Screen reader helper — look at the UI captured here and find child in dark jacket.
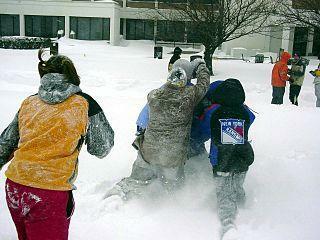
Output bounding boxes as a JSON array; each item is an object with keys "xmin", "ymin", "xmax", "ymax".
[
  {"xmin": 203, "ymin": 79, "xmax": 255, "ymax": 239},
  {"xmin": 168, "ymin": 47, "xmax": 183, "ymax": 72}
]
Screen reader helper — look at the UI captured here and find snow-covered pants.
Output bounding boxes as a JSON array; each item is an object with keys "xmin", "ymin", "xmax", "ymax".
[
  {"xmin": 5, "ymin": 178, "xmax": 74, "ymax": 240},
  {"xmin": 289, "ymin": 84, "xmax": 301, "ymax": 106},
  {"xmin": 271, "ymin": 86, "xmax": 285, "ymax": 104},
  {"xmin": 315, "ymin": 84, "xmax": 320, "ymax": 107},
  {"xmin": 116, "ymin": 152, "xmax": 185, "ymax": 199},
  {"xmin": 214, "ymin": 172, "xmax": 246, "ymax": 227}
]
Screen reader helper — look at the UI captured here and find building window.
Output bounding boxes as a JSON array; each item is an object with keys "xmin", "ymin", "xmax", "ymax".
[
  {"xmin": 157, "ymin": 20, "xmax": 185, "ymax": 42},
  {"xmin": 25, "ymin": 15, "xmax": 65, "ymax": 38},
  {"xmin": 293, "ymin": 27, "xmax": 308, "ymax": 56},
  {"xmin": 313, "ymin": 28, "xmax": 320, "ymax": 57},
  {"xmin": 70, "ymin": 17, "xmax": 110, "ymax": 40},
  {"xmin": 0, "ymin": 14, "xmax": 19, "ymax": 37},
  {"xmin": 126, "ymin": 19, "xmax": 154, "ymax": 40},
  {"xmin": 186, "ymin": 22, "xmax": 203, "ymax": 43}
]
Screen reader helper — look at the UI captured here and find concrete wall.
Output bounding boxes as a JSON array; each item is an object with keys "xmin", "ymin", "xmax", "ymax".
[{"xmin": 221, "ymin": 32, "xmax": 271, "ymax": 56}]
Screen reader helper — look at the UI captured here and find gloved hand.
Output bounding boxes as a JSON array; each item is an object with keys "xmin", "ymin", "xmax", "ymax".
[
  {"xmin": 191, "ymin": 58, "xmax": 206, "ymax": 78},
  {"xmin": 309, "ymin": 70, "xmax": 316, "ymax": 77}
]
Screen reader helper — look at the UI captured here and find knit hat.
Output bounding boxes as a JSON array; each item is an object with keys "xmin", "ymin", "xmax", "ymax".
[
  {"xmin": 167, "ymin": 67, "xmax": 187, "ymax": 87},
  {"xmin": 173, "ymin": 47, "xmax": 182, "ymax": 55},
  {"xmin": 211, "ymin": 78, "xmax": 245, "ymax": 106},
  {"xmin": 172, "ymin": 59, "xmax": 193, "ymax": 82}
]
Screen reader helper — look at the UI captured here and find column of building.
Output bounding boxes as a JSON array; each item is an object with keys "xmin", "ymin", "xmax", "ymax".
[
  {"xmin": 281, "ymin": 27, "xmax": 294, "ymax": 53},
  {"xmin": 19, "ymin": 14, "xmax": 25, "ymax": 37},
  {"xmin": 110, "ymin": 6, "xmax": 120, "ymax": 45}
]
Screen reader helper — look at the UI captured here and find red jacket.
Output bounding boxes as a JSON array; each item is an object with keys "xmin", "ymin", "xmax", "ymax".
[{"xmin": 271, "ymin": 52, "xmax": 291, "ymax": 87}]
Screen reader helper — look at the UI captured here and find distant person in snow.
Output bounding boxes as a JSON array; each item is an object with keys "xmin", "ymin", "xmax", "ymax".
[
  {"xmin": 271, "ymin": 51, "xmax": 292, "ymax": 104},
  {"xmin": 0, "ymin": 49, "xmax": 114, "ymax": 240},
  {"xmin": 288, "ymin": 53, "xmax": 308, "ymax": 106},
  {"xmin": 310, "ymin": 63, "xmax": 320, "ymax": 107},
  {"xmin": 168, "ymin": 47, "xmax": 183, "ymax": 72},
  {"xmin": 208, "ymin": 79, "xmax": 255, "ymax": 239},
  {"xmin": 105, "ymin": 58, "xmax": 210, "ymax": 200}
]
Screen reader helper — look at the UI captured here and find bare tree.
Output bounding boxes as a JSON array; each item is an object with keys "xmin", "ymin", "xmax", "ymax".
[
  {"xmin": 155, "ymin": 0, "xmax": 276, "ymax": 75},
  {"xmin": 276, "ymin": 0, "xmax": 320, "ymax": 30}
]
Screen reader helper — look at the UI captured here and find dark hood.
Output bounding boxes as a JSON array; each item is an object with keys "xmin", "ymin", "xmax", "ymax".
[
  {"xmin": 38, "ymin": 73, "xmax": 81, "ymax": 104},
  {"xmin": 211, "ymin": 78, "xmax": 245, "ymax": 106}
]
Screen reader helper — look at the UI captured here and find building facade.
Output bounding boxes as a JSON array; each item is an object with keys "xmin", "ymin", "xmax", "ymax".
[{"xmin": 0, "ymin": 0, "xmax": 318, "ymax": 56}]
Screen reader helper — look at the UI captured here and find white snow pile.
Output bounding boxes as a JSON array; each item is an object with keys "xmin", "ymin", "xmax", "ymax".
[{"xmin": 0, "ymin": 38, "xmax": 319, "ymax": 240}]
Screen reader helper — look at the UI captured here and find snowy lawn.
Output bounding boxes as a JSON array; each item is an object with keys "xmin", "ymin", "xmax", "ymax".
[{"xmin": 0, "ymin": 39, "xmax": 319, "ymax": 240}]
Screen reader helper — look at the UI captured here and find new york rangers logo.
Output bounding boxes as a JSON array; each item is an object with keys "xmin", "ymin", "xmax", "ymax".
[{"xmin": 219, "ymin": 119, "xmax": 245, "ymax": 144}]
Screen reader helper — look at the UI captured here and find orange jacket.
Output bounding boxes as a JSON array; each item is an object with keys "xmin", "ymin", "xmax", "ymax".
[
  {"xmin": 5, "ymin": 95, "xmax": 88, "ymax": 191},
  {"xmin": 271, "ymin": 52, "xmax": 291, "ymax": 87}
]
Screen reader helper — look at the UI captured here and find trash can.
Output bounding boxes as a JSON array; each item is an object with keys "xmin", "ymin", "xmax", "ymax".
[
  {"xmin": 154, "ymin": 46, "xmax": 163, "ymax": 59},
  {"xmin": 50, "ymin": 41, "xmax": 58, "ymax": 55},
  {"xmin": 190, "ymin": 55, "xmax": 202, "ymax": 62},
  {"xmin": 255, "ymin": 54, "xmax": 264, "ymax": 63}
]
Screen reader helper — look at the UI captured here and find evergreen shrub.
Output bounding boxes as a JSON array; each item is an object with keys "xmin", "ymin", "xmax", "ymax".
[{"xmin": 0, "ymin": 36, "xmax": 51, "ymax": 49}]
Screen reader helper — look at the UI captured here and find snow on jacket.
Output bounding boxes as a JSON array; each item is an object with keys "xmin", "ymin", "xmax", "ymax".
[
  {"xmin": 136, "ymin": 81, "xmax": 223, "ymax": 133},
  {"xmin": 209, "ymin": 79, "xmax": 255, "ymax": 173},
  {"xmin": 290, "ymin": 58, "xmax": 307, "ymax": 86},
  {"xmin": 140, "ymin": 64, "xmax": 210, "ymax": 168},
  {"xmin": 0, "ymin": 73, "xmax": 114, "ymax": 191},
  {"xmin": 136, "ymin": 59, "xmax": 197, "ymax": 133},
  {"xmin": 271, "ymin": 52, "xmax": 291, "ymax": 87}
]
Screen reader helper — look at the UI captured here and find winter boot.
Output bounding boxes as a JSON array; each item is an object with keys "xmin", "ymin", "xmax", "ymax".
[
  {"xmin": 220, "ymin": 223, "xmax": 238, "ymax": 240},
  {"xmin": 221, "ymin": 226, "xmax": 240, "ymax": 240},
  {"xmin": 104, "ymin": 184, "xmax": 126, "ymax": 200}
]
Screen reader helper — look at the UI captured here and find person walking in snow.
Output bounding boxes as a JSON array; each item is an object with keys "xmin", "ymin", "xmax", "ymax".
[
  {"xmin": 310, "ymin": 63, "xmax": 320, "ymax": 107},
  {"xmin": 105, "ymin": 58, "xmax": 210, "ymax": 200},
  {"xmin": 271, "ymin": 51, "xmax": 292, "ymax": 104},
  {"xmin": 208, "ymin": 79, "xmax": 255, "ymax": 239},
  {"xmin": 288, "ymin": 53, "xmax": 308, "ymax": 106},
  {"xmin": 168, "ymin": 47, "xmax": 183, "ymax": 72},
  {"xmin": 0, "ymin": 49, "xmax": 114, "ymax": 240}
]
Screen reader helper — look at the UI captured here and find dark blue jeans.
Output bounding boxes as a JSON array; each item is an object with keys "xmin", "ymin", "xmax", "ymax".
[{"xmin": 271, "ymin": 86, "xmax": 285, "ymax": 104}]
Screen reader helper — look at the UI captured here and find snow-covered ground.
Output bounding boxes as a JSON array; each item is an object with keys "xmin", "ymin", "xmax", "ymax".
[{"xmin": 0, "ymin": 39, "xmax": 319, "ymax": 240}]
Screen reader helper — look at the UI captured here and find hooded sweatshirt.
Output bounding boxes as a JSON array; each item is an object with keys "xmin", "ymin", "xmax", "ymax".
[
  {"xmin": 209, "ymin": 79, "xmax": 255, "ymax": 173},
  {"xmin": 271, "ymin": 52, "xmax": 291, "ymax": 87},
  {"xmin": 0, "ymin": 73, "xmax": 114, "ymax": 190}
]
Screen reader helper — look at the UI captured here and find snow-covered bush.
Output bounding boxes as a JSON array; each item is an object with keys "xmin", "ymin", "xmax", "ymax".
[{"xmin": 0, "ymin": 36, "xmax": 51, "ymax": 49}]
